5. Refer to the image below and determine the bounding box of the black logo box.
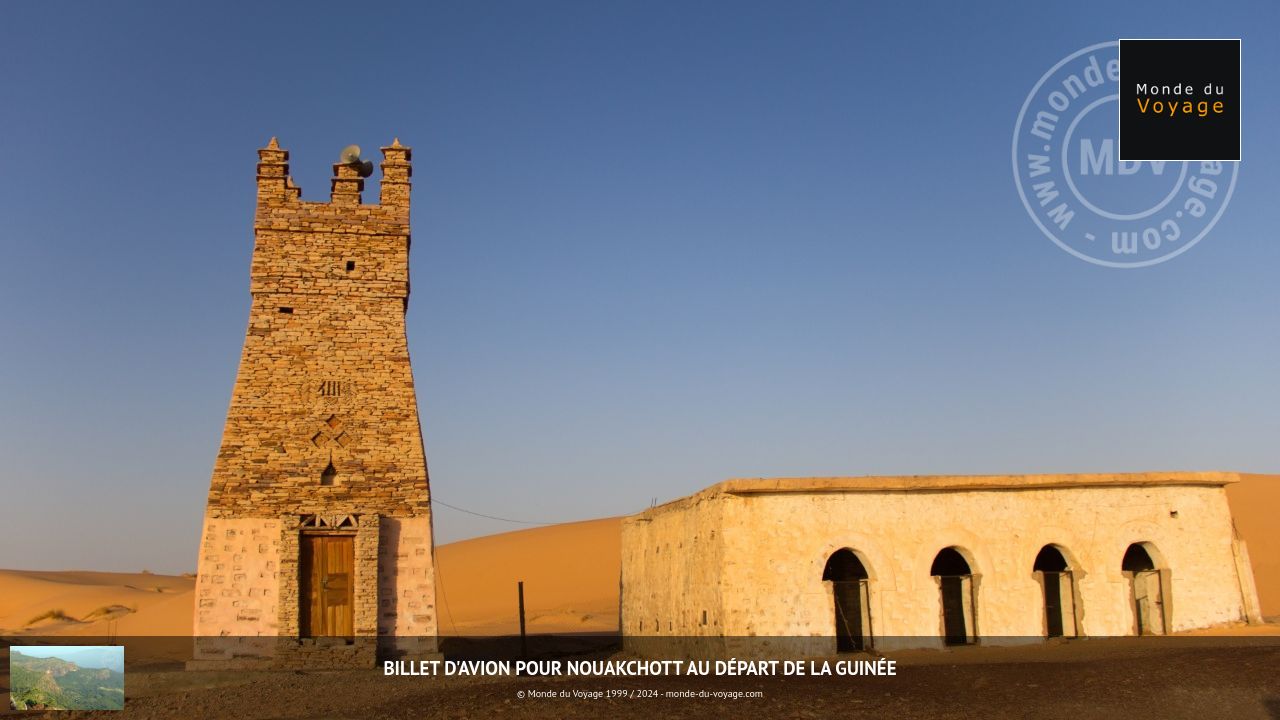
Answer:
[1119,39,1241,162]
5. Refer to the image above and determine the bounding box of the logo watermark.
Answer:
[1012,41,1238,268]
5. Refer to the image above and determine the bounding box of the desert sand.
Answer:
[0,473,1273,638]
[433,517,621,635]
[0,569,194,637]
[1228,474,1279,617]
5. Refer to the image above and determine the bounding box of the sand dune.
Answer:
[434,517,621,636]
[1228,474,1279,618]
[0,569,195,636]
[0,475,1272,638]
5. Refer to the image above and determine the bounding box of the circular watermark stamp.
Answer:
[1012,41,1238,268]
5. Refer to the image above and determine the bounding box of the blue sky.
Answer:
[1,1,1277,573]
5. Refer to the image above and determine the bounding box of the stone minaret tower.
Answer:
[190,139,438,669]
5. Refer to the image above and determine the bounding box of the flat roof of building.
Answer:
[630,471,1266,521]
[719,471,1246,494]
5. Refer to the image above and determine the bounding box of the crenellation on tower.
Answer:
[329,161,366,206]
[379,138,412,208]
[255,137,291,202]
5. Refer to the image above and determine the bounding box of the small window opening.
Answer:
[320,462,337,486]
[278,307,293,314]
[346,261,356,272]
[701,610,707,626]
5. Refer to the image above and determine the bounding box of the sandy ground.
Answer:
[0,473,1272,638]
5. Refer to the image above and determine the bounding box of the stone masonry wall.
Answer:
[621,494,727,657]
[191,517,281,661]
[191,139,438,667]
[378,517,440,655]
[203,139,427,517]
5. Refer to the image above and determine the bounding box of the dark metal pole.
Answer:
[518,580,527,660]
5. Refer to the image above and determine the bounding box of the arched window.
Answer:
[931,547,976,645]
[1122,542,1168,635]
[320,462,337,486]
[1121,544,1156,572]
[1033,545,1079,638]
[823,549,872,651]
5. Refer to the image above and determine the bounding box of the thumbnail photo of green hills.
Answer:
[9,648,124,711]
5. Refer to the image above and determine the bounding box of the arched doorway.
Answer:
[1033,545,1078,638]
[931,547,976,645]
[1122,543,1168,635]
[823,549,872,651]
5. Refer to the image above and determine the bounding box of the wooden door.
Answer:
[959,575,976,644]
[857,579,873,650]
[1133,570,1164,636]
[1059,571,1078,637]
[301,535,354,637]
[832,580,863,652]
[1043,572,1064,637]
[940,576,970,645]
